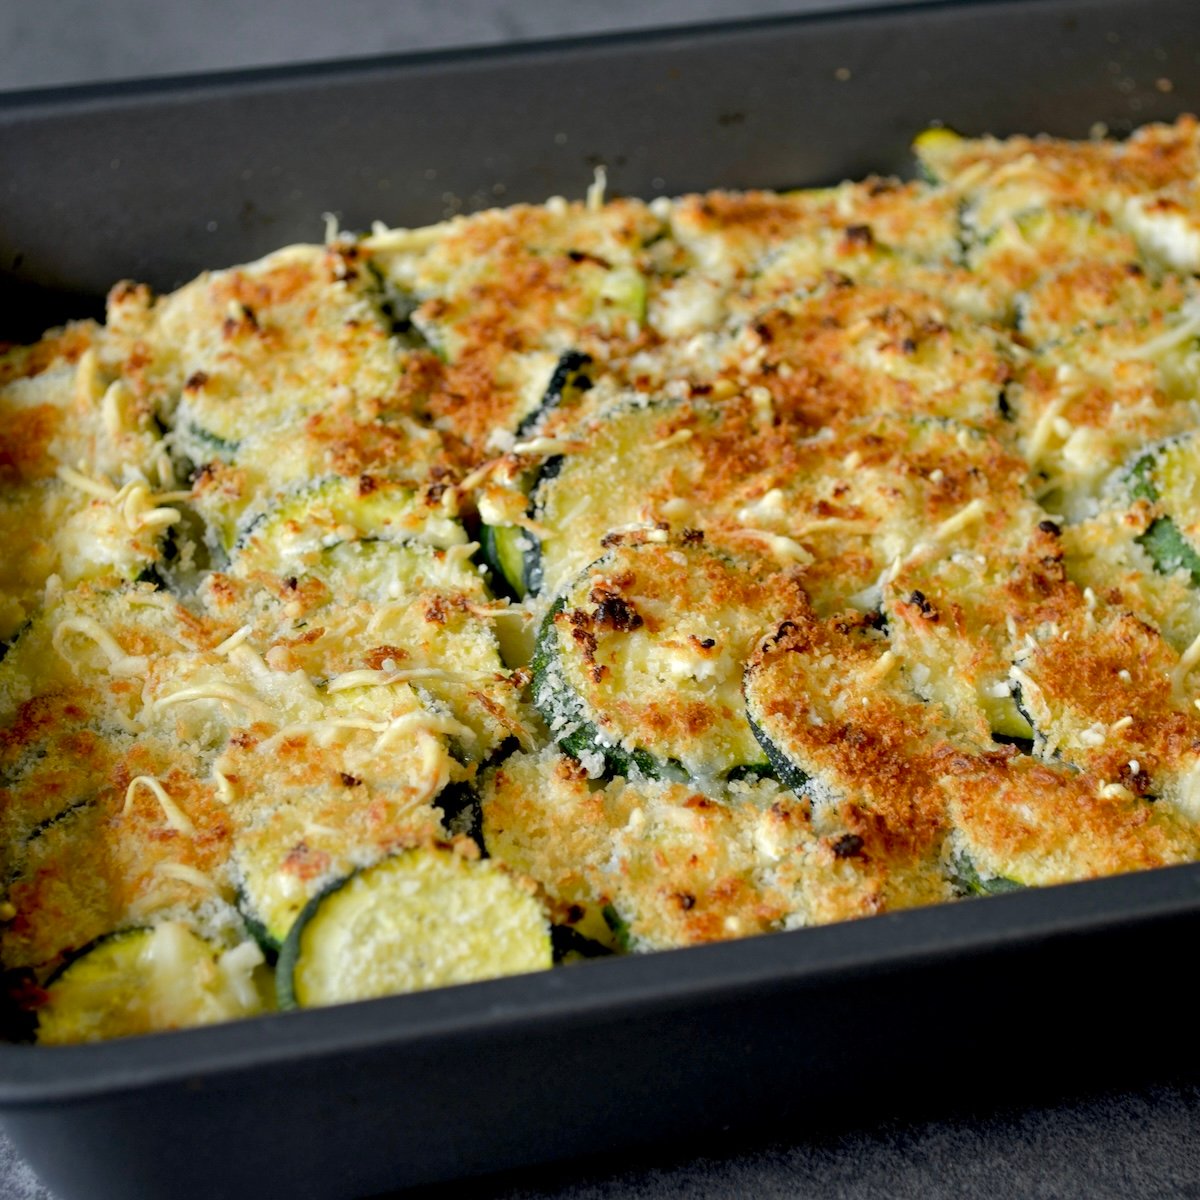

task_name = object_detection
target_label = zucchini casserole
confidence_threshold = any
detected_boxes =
[5,118,1200,1043]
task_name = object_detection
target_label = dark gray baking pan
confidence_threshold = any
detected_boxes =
[3,1,1200,1196]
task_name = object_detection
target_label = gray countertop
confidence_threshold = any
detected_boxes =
[7,1077,1200,1199]
[3,2,1200,1197]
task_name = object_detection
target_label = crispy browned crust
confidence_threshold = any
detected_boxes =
[731,283,1014,430]
[8,118,1200,1028]
[746,606,952,858]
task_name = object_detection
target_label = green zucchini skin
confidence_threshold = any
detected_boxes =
[179,419,240,462]
[133,564,169,590]
[530,597,662,780]
[366,263,432,351]
[515,349,594,438]
[480,395,588,602]
[746,712,811,796]
[41,928,144,988]
[1128,452,1160,503]
[1009,681,1040,746]
[949,852,1025,897]
[275,884,333,1011]
[276,848,551,1011]
[236,895,283,960]
[520,493,551,598]
[0,619,29,664]
[21,797,94,848]
[724,762,778,783]
[1122,439,1200,583]
[600,904,634,953]
[437,780,485,850]
[479,351,594,598]
[990,733,1034,754]
[1137,516,1200,586]
[479,523,533,600]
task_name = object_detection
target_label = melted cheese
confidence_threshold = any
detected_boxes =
[9,116,1200,1043]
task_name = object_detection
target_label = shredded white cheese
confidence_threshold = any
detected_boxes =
[124,776,196,836]
[155,683,276,721]
[53,616,148,678]
[154,862,217,892]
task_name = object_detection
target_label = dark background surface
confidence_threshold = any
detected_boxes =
[3,2,1200,1196]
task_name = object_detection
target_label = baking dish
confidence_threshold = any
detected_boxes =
[3,0,1200,1195]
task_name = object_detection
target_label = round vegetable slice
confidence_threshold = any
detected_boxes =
[532,537,794,781]
[730,282,1017,430]
[743,606,961,814]
[231,475,464,572]
[965,206,1139,298]
[36,924,270,1045]
[276,846,550,1010]
[522,396,696,600]
[1017,261,1189,349]
[945,752,1198,891]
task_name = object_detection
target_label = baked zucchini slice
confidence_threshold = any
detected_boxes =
[1016,262,1189,349]
[0,325,180,641]
[477,350,596,598]
[734,283,1017,430]
[225,704,458,955]
[230,475,465,571]
[880,493,1046,745]
[911,126,1125,237]
[480,745,791,953]
[743,608,951,817]
[36,924,270,1045]
[522,397,699,600]
[313,544,527,758]
[965,207,1139,297]
[1124,186,1200,273]
[531,538,787,781]
[482,390,671,605]
[276,846,550,1010]
[945,751,1198,891]
[308,536,486,606]
[883,557,1033,745]
[1060,507,1200,656]
[532,596,657,780]
[1007,594,1200,813]
[479,748,623,951]
[873,425,1041,744]
[911,126,965,185]
[666,179,967,327]
[0,686,118,886]
[166,244,405,456]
